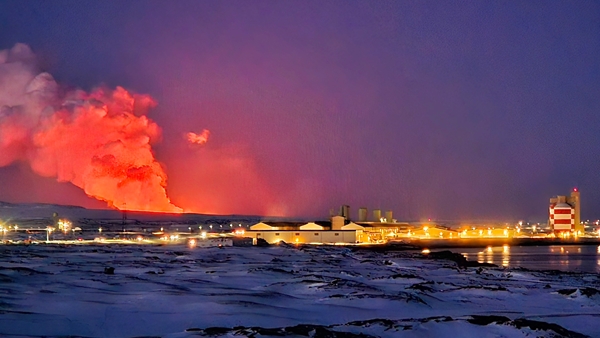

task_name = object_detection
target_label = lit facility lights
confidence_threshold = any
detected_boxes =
[57,219,72,233]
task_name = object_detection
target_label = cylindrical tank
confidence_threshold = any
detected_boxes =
[385,210,393,223]
[339,205,350,220]
[358,208,368,222]
[550,202,574,232]
[373,209,381,222]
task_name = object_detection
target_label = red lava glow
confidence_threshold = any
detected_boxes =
[0,44,181,213]
[186,129,210,146]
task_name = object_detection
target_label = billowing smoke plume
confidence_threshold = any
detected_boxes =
[0,43,181,212]
[186,129,210,146]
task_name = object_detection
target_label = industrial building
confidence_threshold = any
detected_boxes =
[245,190,590,245]
[247,205,425,244]
[549,188,581,234]
[246,216,361,244]
[245,203,531,245]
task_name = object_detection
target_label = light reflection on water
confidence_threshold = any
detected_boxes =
[502,244,509,267]
[457,245,600,273]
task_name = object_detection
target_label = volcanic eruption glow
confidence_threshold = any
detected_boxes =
[0,43,181,213]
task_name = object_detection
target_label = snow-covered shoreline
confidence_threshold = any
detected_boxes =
[0,244,598,337]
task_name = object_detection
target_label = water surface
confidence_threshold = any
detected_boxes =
[456,245,600,273]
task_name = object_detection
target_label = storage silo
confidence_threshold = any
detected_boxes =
[358,208,368,222]
[339,205,350,220]
[549,202,574,232]
[373,209,381,222]
[385,210,393,223]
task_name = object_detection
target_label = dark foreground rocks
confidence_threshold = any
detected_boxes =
[187,315,588,338]
[423,250,498,268]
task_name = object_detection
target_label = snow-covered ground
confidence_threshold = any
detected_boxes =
[0,243,598,337]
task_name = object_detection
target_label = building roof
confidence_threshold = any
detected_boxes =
[250,221,332,231]
[341,222,365,230]
[250,222,275,230]
[299,222,325,230]
[554,202,572,209]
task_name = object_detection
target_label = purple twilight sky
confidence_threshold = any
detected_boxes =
[0,1,599,221]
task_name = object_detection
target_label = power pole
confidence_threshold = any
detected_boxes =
[122,203,127,233]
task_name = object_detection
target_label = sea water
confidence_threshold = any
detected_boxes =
[457,245,600,273]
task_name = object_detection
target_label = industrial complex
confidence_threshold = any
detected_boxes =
[0,188,594,247]
[246,206,498,245]
[244,188,592,245]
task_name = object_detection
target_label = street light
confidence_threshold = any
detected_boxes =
[46,226,54,242]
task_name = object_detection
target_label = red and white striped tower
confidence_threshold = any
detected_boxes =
[549,202,574,232]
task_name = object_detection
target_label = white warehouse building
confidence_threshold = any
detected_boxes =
[246,216,363,244]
